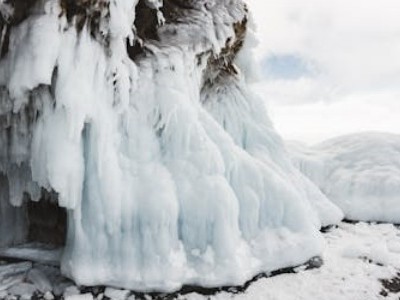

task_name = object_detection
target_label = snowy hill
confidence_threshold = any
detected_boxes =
[289,132,400,223]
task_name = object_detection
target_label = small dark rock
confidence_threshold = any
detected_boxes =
[380,273,400,294]
[306,256,324,270]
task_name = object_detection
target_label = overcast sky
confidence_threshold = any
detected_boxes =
[247,0,400,143]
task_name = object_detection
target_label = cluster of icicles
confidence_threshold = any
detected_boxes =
[0,0,343,291]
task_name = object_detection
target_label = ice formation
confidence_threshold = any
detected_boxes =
[0,0,342,291]
[289,133,400,223]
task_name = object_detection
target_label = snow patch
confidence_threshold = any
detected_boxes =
[180,223,400,300]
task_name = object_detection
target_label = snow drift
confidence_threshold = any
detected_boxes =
[0,0,342,291]
[290,132,400,223]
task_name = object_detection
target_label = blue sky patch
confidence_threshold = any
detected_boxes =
[262,54,315,80]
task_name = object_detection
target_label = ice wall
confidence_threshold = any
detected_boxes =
[0,0,342,291]
[289,133,400,223]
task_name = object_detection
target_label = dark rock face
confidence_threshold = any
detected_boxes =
[1,0,247,66]
[60,0,110,37]
[129,0,248,64]
[1,0,39,59]
[1,0,38,25]
[0,0,38,58]
[202,15,247,91]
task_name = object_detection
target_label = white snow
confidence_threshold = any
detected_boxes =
[289,132,400,223]
[180,222,400,300]
[65,294,94,300]
[104,288,130,300]
[44,291,55,300]
[63,286,80,298]
[0,0,342,291]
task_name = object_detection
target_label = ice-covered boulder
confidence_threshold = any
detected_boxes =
[0,0,341,291]
[290,132,400,223]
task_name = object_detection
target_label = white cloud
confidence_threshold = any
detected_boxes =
[252,77,337,105]
[264,91,400,144]
[246,0,400,141]
[247,0,400,91]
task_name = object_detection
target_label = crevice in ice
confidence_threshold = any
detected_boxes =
[27,190,67,247]
[0,24,9,59]
[0,174,66,249]
[127,0,160,60]
[135,0,159,42]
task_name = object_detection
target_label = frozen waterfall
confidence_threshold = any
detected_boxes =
[0,0,342,291]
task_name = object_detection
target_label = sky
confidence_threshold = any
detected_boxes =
[246,0,400,144]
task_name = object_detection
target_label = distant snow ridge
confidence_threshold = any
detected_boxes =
[0,0,341,291]
[290,133,400,223]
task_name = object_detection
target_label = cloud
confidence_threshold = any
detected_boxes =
[252,77,337,105]
[246,0,400,92]
[264,91,400,143]
[245,0,400,142]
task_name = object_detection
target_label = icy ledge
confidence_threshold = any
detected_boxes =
[289,132,400,223]
[1,0,342,291]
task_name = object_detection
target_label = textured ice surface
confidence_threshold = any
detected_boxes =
[0,264,33,296]
[0,175,28,247]
[7,282,37,297]
[0,262,32,281]
[0,0,342,291]
[0,244,62,266]
[290,132,400,223]
[27,268,53,293]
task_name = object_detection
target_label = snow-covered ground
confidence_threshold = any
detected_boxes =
[2,222,399,300]
[180,222,400,300]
